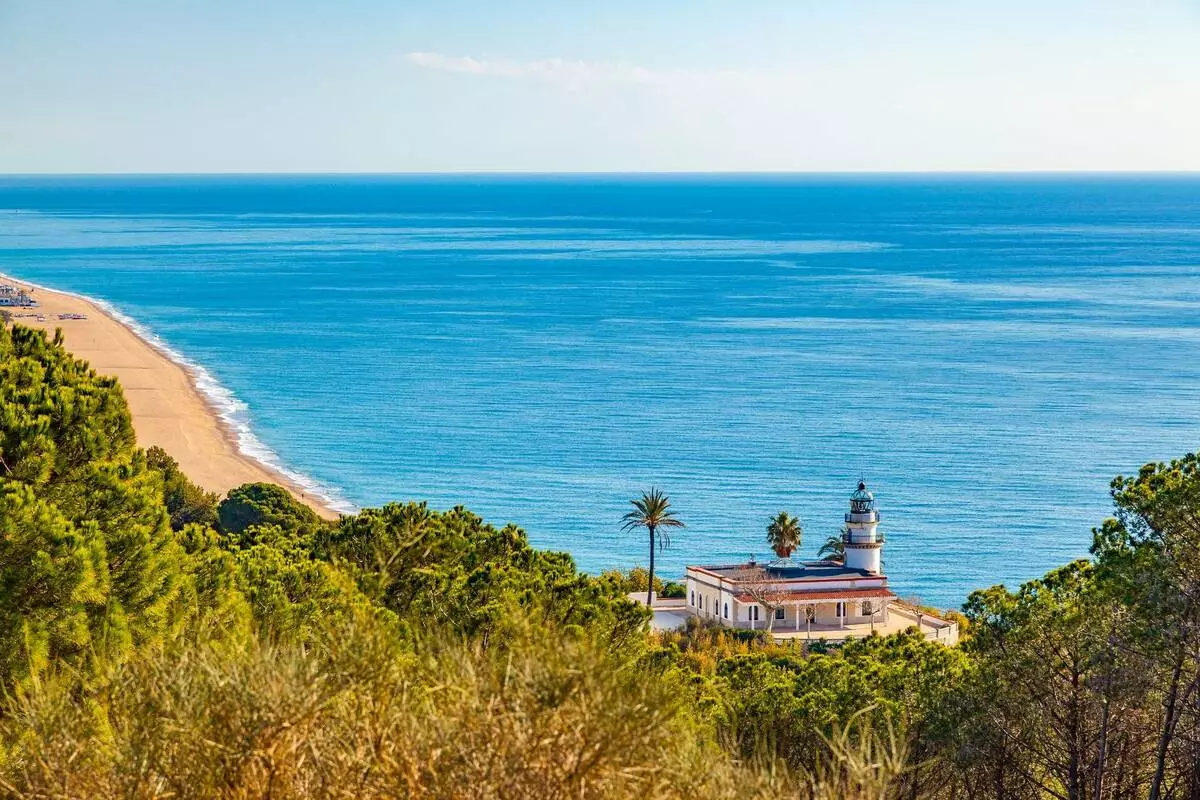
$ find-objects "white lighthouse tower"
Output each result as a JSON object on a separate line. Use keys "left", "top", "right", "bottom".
{"left": 843, "top": 482, "right": 883, "bottom": 574}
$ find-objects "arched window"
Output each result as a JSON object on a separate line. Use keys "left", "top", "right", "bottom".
{"left": 689, "top": 590, "right": 694, "bottom": 607}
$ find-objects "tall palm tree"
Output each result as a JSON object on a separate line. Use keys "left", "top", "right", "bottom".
{"left": 766, "top": 511, "right": 802, "bottom": 559}
{"left": 818, "top": 525, "right": 847, "bottom": 563}
{"left": 621, "top": 488, "right": 684, "bottom": 606}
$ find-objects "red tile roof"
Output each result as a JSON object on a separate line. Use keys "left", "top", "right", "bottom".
{"left": 734, "top": 588, "right": 896, "bottom": 603}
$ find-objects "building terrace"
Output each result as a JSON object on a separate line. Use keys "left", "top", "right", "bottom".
{"left": 675, "top": 482, "right": 958, "bottom": 645}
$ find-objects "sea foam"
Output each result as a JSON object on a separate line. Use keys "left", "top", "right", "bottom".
{"left": 1, "top": 273, "right": 358, "bottom": 516}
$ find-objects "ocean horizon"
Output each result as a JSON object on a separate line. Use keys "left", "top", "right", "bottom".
{"left": 2, "top": 173, "right": 1198, "bottom": 608}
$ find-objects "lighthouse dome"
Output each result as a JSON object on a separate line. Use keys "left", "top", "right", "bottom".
{"left": 849, "top": 482, "right": 876, "bottom": 513}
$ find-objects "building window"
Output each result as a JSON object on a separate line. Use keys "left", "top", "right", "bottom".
{"left": 689, "top": 590, "right": 694, "bottom": 607}
{"left": 723, "top": 603, "right": 729, "bottom": 619}
{"left": 806, "top": 605, "right": 816, "bottom": 623}
{"left": 836, "top": 602, "right": 846, "bottom": 618}
{"left": 862, "top": 600, "right": 874, "bottom": 616}
{"left": 775, "top": 607, "right": 785, "bottom": 620}
{"left": 750, "top": 606, "right": 759, "bottom": 621}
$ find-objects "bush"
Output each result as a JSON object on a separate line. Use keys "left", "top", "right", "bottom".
{"left": 661, "top": 581, "right": 686, "bottom": 598}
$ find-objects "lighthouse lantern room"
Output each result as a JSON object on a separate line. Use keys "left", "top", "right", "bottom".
{"left": 844, "top": 482, "right": 883, "bottom": 574}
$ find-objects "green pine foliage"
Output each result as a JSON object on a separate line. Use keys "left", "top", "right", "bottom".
{"left": 0, "top": 325, "right": 135, "bottom": 490}
{"left": 232, "top": 532, "right": 390, "bottom": 643}
{"left": 0, "top": 482, "right": 107, "bottom": 682}
{"left": 146, "top": 446, "right": 219, "bottom": 530}
{"left": 218, "top": 482, "right": 324, "bottom": 544}
{"left": 316, "top": 502, "right": 649, "bottom": 648}
{"left": 598, "top": 566, "right": 686, "bottom": 598}
{"left": 0, "top": 325, "right": 197, "bottom": 683}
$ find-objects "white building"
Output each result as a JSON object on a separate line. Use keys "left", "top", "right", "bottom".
{"left": 682, "top": 482, "right": 958, "bottom": 644}
{"left": 0, "top": 285, "right": 37, "bottom": 308}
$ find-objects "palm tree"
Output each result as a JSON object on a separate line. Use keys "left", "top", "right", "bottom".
{"left": 818, "top": 526, "right": 847, "bottom": 563}
{"left": 766, "top": 511, "right": 802, "bottom": 559}
{"left": 621, "top": 488, "right": 684, "bottom": 606}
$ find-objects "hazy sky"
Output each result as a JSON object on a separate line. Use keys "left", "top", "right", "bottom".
{"left": 2, "top": 0, "right": 1199, "bottom": 172}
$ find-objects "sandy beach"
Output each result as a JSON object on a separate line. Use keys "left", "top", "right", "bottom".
{"left": 1, "top": 275, "right": 340, "bottom": 520}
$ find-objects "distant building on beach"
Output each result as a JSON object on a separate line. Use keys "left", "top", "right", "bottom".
{"left": 680, "top": 482, "right": 958, "bottom": 644}
{"left": 0, "top": 285, "right": 37, "bottom": 308}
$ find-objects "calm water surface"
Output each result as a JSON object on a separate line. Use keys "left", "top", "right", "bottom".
{"left": 1, "top": 174, "right": 1198, "bottom": 608}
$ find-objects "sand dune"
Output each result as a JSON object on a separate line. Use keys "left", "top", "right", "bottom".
{"left": 2, "top": 276, "right": 339, "bottom": 520}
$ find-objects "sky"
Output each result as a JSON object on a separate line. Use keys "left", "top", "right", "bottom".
{"left": 1, "top": 0, "right": 1199, "bottom": 172}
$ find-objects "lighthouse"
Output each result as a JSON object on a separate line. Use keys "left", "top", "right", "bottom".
{"left": 680, "top": 481, "right": 960, "bottom": 644}
{"left": 843, "top": 482, "right": 883, "bottom": 574}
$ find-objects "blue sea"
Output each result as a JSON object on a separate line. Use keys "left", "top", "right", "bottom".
{"left": 1, "top": 174, "right": 1198, "bottom": 608}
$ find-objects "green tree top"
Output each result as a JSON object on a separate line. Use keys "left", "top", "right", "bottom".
{"left": 621, "top": 488, "right": 684, "bottom": 606}
{"left": 766, "top": 511, "right": 802, "bottom": 559}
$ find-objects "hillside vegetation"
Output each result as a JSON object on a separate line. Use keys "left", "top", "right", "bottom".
{"left": 1, "top": 322, "right": 1199, "bottom": 800}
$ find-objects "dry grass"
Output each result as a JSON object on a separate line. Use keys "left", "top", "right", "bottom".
{"left": 808, "top": 709, "right": 912, "bottom": 800}
{"left": 0, "top": 628, "right": 910, "bottom": 800}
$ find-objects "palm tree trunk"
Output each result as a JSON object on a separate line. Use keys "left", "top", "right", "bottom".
{"left": 646, "top": 523, "right": 656, "bottom": 607}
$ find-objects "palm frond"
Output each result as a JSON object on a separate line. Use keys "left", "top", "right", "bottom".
{"left": 817, "top": 529, "right": 846, "bottom": 562}
{"left": 766, "top": 511, "right": 802, "bottom": 558}
{"left": 620, "top": 487, "right": 684, "bottom": 531}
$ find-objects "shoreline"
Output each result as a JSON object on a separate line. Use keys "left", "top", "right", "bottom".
{"left": 1, "top": 273, "right": 346, "bottom": 520}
